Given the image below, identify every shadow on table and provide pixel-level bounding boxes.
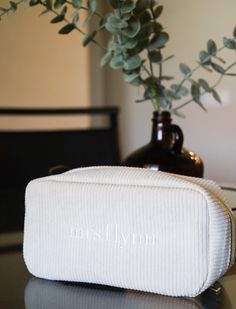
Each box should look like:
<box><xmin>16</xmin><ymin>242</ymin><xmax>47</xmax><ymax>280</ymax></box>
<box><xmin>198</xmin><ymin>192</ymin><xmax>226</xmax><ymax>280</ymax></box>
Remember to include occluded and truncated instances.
<box><xmin>25</xmin><ymin>278</ymin><xmax>232</xmax><ymax>309</ymax></box>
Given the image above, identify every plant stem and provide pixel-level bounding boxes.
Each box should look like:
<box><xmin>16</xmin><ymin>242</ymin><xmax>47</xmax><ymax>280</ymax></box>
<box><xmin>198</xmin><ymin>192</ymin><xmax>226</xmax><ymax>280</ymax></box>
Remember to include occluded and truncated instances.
<box><xmin>142</xmin><ymin>64</ymin><xmax>152</xmax><ymax>76</ymax></box>
<box><xmin>173</xmin><ymin>61</ymin><xmax>236</xmax><ymax>111</ymax></box>
<box><xmin>151</xmin><ymin>97</ymin><xmax>160</xmax><ymax>111</ymax></box>
<box><xmin>159</xmin><ymin>63</ymin><xmax>163</xmax><ymax>81</ymax></box>
<box><xmin>149</xmin><ymin>60</ymin><xmax>153</xmax><ymax>75</ymax></box>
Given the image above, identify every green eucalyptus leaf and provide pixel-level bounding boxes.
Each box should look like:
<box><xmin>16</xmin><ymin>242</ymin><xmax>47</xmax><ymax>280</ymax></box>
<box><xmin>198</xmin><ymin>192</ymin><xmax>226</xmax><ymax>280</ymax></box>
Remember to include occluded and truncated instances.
<box><xmin>50</xmin><ymin>14</ymin><xmax>64</xmax><ymax>23</ymax></box>
<box><xmin>153</xmin><ymin>22</ymin><xmax>163</xmax><ymax>33</ymax></box>
<box><xmin>144</xmin><ymin>87</ymin><xmax>156</xmax><ymax>100</ymax></box>
<box><xmin>120</xmin><ymin>0</ymin><xmax>136</xmax><ymax>14</ymax></box>
<box><xmin>191</xmin><ymin>83</ymin><xmax>201</xmax><ymax>102</ymax></box>
<box><xmin>83</xmin><ymin>0</ymin><xmax>96</xmax><ymax>27</ymax></box>
<box><xmin>61</xmin><ymin>5</ymin><xmax>67</xmax><ymax>15</ymax></box>
<box><xmin>211</xmin><ymin>62</ymin><xmax>225</xmax><ymax>74</ymax></box>
<box><xmin>139</xmin><ymin>10</ymin><xmax>152</xmax><ymax>24</ymax></box>
<box><xmin>72</xmin><ymin>0</ymin><xmax>82</xmax><ymax>9</ymax></box>
<box><xmin>223</xmin><ymin>37</ymin><xmax>236</xmax><ymax>49</ymax></box>
<box><xmin>83</xmin><ymin>30</ymin><xmax>97</xmax><ymax>46</ymax></box>
<box><xmin>108</xmin><ymin>40</ymin><xmax>120</xmax><ymax>52</ymax></box>
<box><xmin>135</xmin><ymin>0</ymin><xmax>151</xmax><ymax>12</ymax></box>
<box><xmin>100</xmin><ymin>52</ymin><xmax>112</xmax><ymax>67</ymax></box>
<box><xmin>29</xmin><ymin>0</ymin><xmax>40</xmax><ymax>6</ymax></box>
<box><xmin>207</xmin><ymin>40</ymin><xmax>217</xmax><ymax>56</ymax></box>
<box><xmin>58</xmin><ymin>23</ymin><xmax>75</xmax><ymax>34</ymax></box>
<box><xmin>199</xmin><ymin>50</ymin><xmax>211</xmax><ymax>65</ymax></box>
<box><xmin>108</xmin><ymin>0</ymin><xmax>120</xmax><ymax>9</ymax></box>
<box><xmin>124</xmin><ymin>55</ymin><xmax>142</xmax><ymax>70</ymax></box>
<box><xmin>105</xmin><ymin>15</ymin><xmax>128</xmax><ymax>34</ymax></box>
<box><xmin>120</xmin><ymin>13</ymin><xmax>131</xmax><ymax>21</ymax></box>
<box><xmin>45</xmin><ymin>0</ymin><xmax>52</xmax><ymax>10</ymax></box>
<box><xmin>144</xmin><ymin>76</ymin><xmax>159</xmax><ymax>86</ymax></box>
<box><xmin>99</xmin><ymin>15</ymin><xmax>107</xmax><ymax>27</ymax></box>
<box><xmin>123</xmin><ymin>37</ymin><xmax>138</xmax><ymax>49</ymax></box>
<box><xmin>148</xmin><ymin>51</ymin><xmax>162</xmax><ymax>63</ymax></box>
<box><xmin>88</xmin><ymin>0</ymin><xmax>96</xmax><ymax>13</ymax></box>
<box><xmin>54</xmin><ymin>0</ymin><xmax>66</xmax><ymax>9</ymax></box>
<box><xmin>133</xmin><ymin>39</ymin><xmax>149</xmax><ymax>54</ymax></box>
<box><xmin>121</xmin><ymin>16</ymin><xmax>141</xmax><ymax>38</ymax></box>
<box><xmin>196</xmin><ymin>100</ymin><xmax>207</xmax><ymax>112</ymax></box>
<box><xmin>164</xmin><ymin>89</ymin><xmax>181</xmax><ymax>101</ymax></box>
<box><xmin>129</xmin><ymin>77</ymin><xmax>141</xmax><ymax>86</ymax></box>
<box><xmin>234</xmin><ymin>26</ymin><xmax>236</xmax><ymax>39</ymax></box>
<box><xmin>153</xmin><ymin>5</ymin><xmax>163</xmax><ymax>19</ymax></box>
<box><xmin>148</xmin><ymin>32</ymin><xmax>169</xmax><ymax>50</ymax></box>
<box><xmin>9</xmin><ymin>1</ymin><xmax>17</xmax><ymax>11</ymax></box>
<box><xmin>124</xmin><ymin>72</ymin><xmax>140</xmax><ymax>83</ymax></box>
<box><xmin>71</xmin><ymin>11</ymin><xmax>79</xmax><ymax>25</ymax></box>
<box><xmin>211</xmin><ymin>88</ymin><xmax>222</xmax><ymax>103</ymax></box>
<box><xmin>138</xmin><ymin>22</ymin><xmax>154</xmax><ymax>40</ymax></box>
<box><xmin>107</xmin><ymin>15</ymin><xmax>128</xmax><ymax>29</ymax></box>
<box><xmin>171</xmin><ymin>84</ymin><xmax>188</xmax><ymax>96</ymax></box>
<box><xmin>179</xmin><ymin>63</ymin><xmax>191</xmax><ymax>77</ymax></box>
<box><xmin>110</xmin><ymin>42</ymin><xmax>124</xmax><ymax>55</ymax></box>
<box><xmin>123</xmin><ymin>67</ymin><xmax>141</xmax><ymax>75</ymax></box>
<box><xmin>138</xmin><ymin>22</ymin><xmax>155</xmax><ymax>40</ymax></box>
<box><xmin>105</xmin><ymin>21</ymin><xmax>120</xmax><ymax>34</ymax></box>
<box><xmin>110</xmin><ymin>55</ymin><xmax>124</xmax><ymax>69</ymax></box>
<box><xmin>198</xmin><ymin>79</ymin><xmax>211</xmax><ymax>92</ymax></box>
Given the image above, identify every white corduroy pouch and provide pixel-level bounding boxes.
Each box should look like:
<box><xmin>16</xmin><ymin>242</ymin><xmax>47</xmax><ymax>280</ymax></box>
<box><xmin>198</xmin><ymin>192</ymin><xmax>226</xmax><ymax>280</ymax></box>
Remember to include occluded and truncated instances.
<box><xmin>23</xmin><ymin>166</ymin><xmax>236</xmax><ymax>297</ymax></box>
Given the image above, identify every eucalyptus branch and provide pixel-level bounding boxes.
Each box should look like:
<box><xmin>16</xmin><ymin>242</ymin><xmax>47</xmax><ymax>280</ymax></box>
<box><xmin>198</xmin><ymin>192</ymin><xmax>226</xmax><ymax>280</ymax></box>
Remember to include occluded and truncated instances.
<box><xmin>39</xmin><ymin>0</ymin><xmax>107</xmax><ymax>50</ymax></box>
<box><xmin>173</xmin><ymin>61</ymin><xmax>236</xmax><ymax>111</ymax></box>
<box><xmin>175</xmin><ymin>45</ymin><xmax>227</xmax><ymax>95</ymax></box>
<box><xmin>1</xmin><ymin>0</ymin><xmax>235</xmax><ymax>115</ymax></box>
<box><xmin>0</xmin><ymin>0</ymin><xmax>23</xmax><ymax>19</ymax></box>
<box><xmin>42</xmin><ymin>2</ymin><xmax>85</xmax><ymax>34</ymax></box>
<box><xmin>65</xmin><ymin>1</ymin><xmax>102</xmax><ymax>18</ymax></box>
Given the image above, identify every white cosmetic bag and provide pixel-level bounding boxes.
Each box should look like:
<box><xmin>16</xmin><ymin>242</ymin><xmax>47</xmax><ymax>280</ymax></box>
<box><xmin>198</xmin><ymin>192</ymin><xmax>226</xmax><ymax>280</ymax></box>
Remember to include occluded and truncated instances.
<box><xmin>23</xmin><ymin>167</ymin><xmax>236</xmax><ymax>297</ymax></box>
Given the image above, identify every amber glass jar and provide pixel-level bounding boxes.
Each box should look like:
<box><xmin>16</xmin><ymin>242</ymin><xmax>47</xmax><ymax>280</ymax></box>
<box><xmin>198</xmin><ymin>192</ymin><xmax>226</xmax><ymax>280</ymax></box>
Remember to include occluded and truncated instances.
<box><xmin>122</xmin><ymin>111</ymin><xmax>204</xmax><ymax>178</ymax></box>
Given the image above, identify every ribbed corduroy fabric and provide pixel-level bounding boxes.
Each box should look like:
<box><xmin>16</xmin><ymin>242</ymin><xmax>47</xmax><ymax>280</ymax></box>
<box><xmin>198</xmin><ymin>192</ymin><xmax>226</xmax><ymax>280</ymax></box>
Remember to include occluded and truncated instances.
<box><xmin>23</xmin><ymin>167</ymin><xmax>235</xmax><ymax>297</ymax></box>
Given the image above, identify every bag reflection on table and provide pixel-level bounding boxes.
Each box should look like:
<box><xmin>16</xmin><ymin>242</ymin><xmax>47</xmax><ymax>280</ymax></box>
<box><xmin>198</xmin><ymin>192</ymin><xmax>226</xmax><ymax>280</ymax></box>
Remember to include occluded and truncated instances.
<box><xmin>24</xmin><ymin>278</ymin><xmax>231</xmax><ymax>309</ymax></box>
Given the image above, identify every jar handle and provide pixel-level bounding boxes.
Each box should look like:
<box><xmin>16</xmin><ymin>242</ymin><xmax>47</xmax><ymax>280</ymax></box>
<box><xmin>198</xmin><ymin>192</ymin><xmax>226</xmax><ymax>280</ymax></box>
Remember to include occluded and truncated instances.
<box><xmin>171</xmin><ymin>124</ymin><xmax>184</xmax><ymax>154</ymax></box>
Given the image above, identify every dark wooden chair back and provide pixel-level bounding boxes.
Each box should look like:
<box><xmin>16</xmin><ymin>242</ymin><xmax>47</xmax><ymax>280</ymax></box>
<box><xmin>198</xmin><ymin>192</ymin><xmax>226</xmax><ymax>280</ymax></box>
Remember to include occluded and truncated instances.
<box><xmin>0</xmin><ymin>107</ymin><xmax>120</xmax><ymax>232</ymax></box>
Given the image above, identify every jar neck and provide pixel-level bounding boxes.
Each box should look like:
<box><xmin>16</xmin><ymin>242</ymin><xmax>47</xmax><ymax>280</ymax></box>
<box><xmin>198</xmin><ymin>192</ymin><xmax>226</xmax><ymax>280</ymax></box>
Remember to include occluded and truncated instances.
<box><xmin>151</xmin><ymin>111</ymin><xmax>172</xmax><ymax>142</ymax></box>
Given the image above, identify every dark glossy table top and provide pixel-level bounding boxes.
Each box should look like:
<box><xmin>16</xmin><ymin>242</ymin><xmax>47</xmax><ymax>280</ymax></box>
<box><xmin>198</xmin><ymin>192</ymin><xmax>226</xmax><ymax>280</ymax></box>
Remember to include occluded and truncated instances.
<box><xmin>1</xmin><ymin>249</ymin><xmax>236</xmax><ymax>309</ymax></box>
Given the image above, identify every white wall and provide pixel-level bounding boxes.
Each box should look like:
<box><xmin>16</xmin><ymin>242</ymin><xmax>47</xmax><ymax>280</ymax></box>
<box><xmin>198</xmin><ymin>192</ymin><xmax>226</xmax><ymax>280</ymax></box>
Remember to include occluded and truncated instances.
<box><xmin>104</xmin><ymin>0</ymin><xmax>236</xmax><ymax>184</ymax></box>
<box><xmin>0</xmin><ymin>2</ymin><xmax>91</xmax><ymax>130</ymax></box>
